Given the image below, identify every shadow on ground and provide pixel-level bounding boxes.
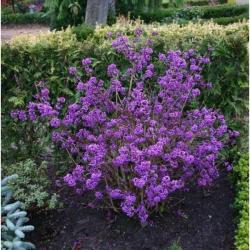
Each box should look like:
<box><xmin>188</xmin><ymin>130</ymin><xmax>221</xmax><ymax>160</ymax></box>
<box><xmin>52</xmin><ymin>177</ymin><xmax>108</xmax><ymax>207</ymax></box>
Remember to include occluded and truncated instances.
<box><xmin>28</xmin><ymin>171</ymin><xmax>235</xmax><ymax>250</ymax></box>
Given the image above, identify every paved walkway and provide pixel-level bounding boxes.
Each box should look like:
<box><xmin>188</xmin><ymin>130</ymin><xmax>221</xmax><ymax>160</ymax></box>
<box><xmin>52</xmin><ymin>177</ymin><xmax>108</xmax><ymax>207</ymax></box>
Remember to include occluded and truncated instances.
<box><xmin>1</xmin><ymin>24</ymin><xmax>50</xmax><ymax>43</ymax></box>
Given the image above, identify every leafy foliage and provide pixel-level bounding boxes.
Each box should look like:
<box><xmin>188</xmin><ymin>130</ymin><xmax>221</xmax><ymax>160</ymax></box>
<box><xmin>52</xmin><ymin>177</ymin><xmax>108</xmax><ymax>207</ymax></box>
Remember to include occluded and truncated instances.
<box><xmin>71</xmin><ymin>23</ymin><xmax>94</xmax><ymax>40</ymax></box>
<box><xmin>232</xmin><ymin>153</ymin><xmax>249</xmax><ymax>250</ymax></box>
<box><xmin>1</xmin><ymin>12</ymin><xmax>49</xmax><ymax>25</ymax></box>
<box><xmin>2</xmin><ymin>159</ymin><xmax>61</xmax><ymax>210</ymax></box>
<box><xmin>116</xmin><ymin>0</ymin><xmax>163</xmax><ymax>15</ymax></box>
<box><xmin>1</xmin><ymin>175</ymin><xmax>35</xmax><ymax>250</ymax></box>
<box><xmin>212</xmin><ymin>13</ymin><xmax>249</xmax><ymax>25</ymax></box>
<box><xmin>44</xmin><ymin>0</ymin><xmax>87</xmax><ymax>29</ymax></box>
<box><xmin>167</xmin><ymin>240</ymin><xmax>182</xmax><ymax>250</ymax></box>
<box><xmin>131</xmin><ymin>4</ymin><xmax>249</xmax><ymax>23</ymax></box>
<box><xmin>185</xmin><ymin>0</ymin><xmax>209</xmax><ymax>7</ymax></box>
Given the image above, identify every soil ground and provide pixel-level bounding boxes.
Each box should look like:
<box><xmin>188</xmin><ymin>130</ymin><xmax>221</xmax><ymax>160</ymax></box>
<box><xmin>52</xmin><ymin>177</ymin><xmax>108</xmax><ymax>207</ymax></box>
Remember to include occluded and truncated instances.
<box><xmin>28</xmin><ymin>171</ymin><xmax>235</xmax><ymax>250</ymax></box>
<box><xmin>1</xmin><ymin>24</ymin><xmax>49</xmax><ymax>43</ymax></box>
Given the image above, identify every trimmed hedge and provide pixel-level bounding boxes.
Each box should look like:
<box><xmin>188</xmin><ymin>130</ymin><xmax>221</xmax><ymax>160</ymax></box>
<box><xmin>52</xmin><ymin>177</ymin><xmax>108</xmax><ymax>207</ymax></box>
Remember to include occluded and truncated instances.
<box><xmin>1</xmin><ymin>12</ymin><xmax>49</xmax><ymax>25</ymax></box>
<box><xmin>232</xmin><ymin>153</ymin><xmax>249</xmax><ymax>250</ymax></box>
<box><xmin>212</xmin><ymin>13</ymin><xmax>249</xmax><ymax>25</ymax></box>
<box><xmin>202</xmin><ymin>4</ymin><xmax>249</xmax><ymax>18</ymax></box>
<box><xmin>132</xmin><ymin>4</ymin><xmax>249</xmax><ymax>23</ymax></box>
<box><xmin>185</xmin><ymin>0</ymin><xmax>209</xmax><ymax>6</ymax></box>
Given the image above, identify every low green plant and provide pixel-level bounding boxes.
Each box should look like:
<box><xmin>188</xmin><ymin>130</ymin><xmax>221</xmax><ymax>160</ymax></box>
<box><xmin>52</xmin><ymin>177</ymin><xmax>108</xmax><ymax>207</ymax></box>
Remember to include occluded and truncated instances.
<box><xmin>167</xmin><ymin>240</ymin><xmax>182</xmax><ymax>250</ymax></box>
<box><xmin>232</xmin><ymin>153</ymin><xmax>249</xmax><ymax>250</ymax></box>
<box><xmin>1</xmin><ymin>6</ymin><xmax>14</xmax><ymax>15</ymax></box>
<box><xmin>1</xmin><ymin>174</ymin><xmax>35</xmax><ymax>250</ymax></box>
<box><xmin>71</xmin><ymin>23</ymin><xmax>94</xmax><ymax>40</ymax></box>
<box><xmin>1</xmin><ymin>12</ymin><xmax>49</xmax><ymax>25</ymax></box>
<box><xmin>2</xmin><ymin>159</ymin><xmax>61</xmax><ymax>210</ymax></box>
<box><xmin>174</xmin><ymin>6</ymin><xmax>205</xmax><ymax>20</ymax></box>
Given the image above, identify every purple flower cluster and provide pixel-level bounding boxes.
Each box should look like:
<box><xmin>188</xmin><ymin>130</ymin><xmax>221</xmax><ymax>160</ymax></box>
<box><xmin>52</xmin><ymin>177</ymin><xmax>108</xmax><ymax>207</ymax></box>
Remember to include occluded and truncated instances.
<box><xmin>11</xmin><ymin>29</ymin><xmax>238</xmax><ymax>224</ymax></box>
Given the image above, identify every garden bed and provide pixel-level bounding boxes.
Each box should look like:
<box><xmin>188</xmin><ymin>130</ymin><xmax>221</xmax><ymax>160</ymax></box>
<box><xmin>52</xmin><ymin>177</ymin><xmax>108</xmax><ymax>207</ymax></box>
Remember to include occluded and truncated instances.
<box><xmin>28</xmin><ymin>170</ymin><xmax>234</xmax><ymax>250</ymax></box>
<box><xmin>2</xmin><ymin>21</ymin><xmax>248</xmax><ymax>250</ymax></box>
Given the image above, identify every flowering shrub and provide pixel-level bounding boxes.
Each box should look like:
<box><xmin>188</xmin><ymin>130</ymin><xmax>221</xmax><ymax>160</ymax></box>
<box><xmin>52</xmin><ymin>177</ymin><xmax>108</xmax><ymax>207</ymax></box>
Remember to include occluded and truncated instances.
<box><xmin>11</xmin><ymin>29</ymin><xmax>238</xmax><ymax>224</ymax></box>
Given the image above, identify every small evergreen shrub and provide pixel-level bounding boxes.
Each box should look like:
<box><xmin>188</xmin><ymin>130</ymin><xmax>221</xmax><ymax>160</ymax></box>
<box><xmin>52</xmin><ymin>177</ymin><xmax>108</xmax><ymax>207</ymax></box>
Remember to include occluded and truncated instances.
<box><xmin>2</xmin><ymin>159</ymin><xmax>61</xmax><ymax>210</ymax></box>
<box><xmin>12</xmin><ymin>30</ymin><xmax>238</xmax><ymax>224</ymax></box>
<box><xmin>1</xmin><ymin>175</ymin><xmax>35</xmax><ymax>250</ymax></box>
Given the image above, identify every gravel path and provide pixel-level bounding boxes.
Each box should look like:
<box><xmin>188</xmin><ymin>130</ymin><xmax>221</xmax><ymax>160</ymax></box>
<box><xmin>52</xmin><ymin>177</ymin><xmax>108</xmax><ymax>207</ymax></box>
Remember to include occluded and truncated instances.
<box><xmin>1</xmin><ymin>24</ymin><xmax>50</xmax><ymax>43</ymax></box>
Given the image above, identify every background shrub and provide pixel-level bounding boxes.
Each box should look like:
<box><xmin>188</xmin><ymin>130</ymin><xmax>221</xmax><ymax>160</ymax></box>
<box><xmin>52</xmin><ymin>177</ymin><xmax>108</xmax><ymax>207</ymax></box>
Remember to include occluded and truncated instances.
<box><xmin>44</xmin><ymin>0</ymin><xmax>87</xmax><ymax>30</ymax></box>
<box><xmin>185</xmin><ymin>0</ymin><xmax>209</xmax><ymax>6</ymax></box>
<box><xmin>201</xmin><ymin>4</ymin><xmax>249</xmax><ymax>19</ymax></box>
<box><xmin>131</xmin><ymin>4</ymin><xmax>249</xmax><ymax>23</ymax></box>
<box><xmin>212</xmin><ymin>13</ymin><xmax>249</xmax><ymax>25</ymax></box>
<box><xmin>1</xmin><ymin>12</ymin><xmax>49</xmax><ymax>25</ymax></box>
<box><xmin>232</xmin><ymin>153</ymin><xmax>249</xmax><ymax>250</ymax></box>
<box><xmin>71</xmin><ymin>23</ymin><xmax>94</xmax><ymax>41</ymax></box>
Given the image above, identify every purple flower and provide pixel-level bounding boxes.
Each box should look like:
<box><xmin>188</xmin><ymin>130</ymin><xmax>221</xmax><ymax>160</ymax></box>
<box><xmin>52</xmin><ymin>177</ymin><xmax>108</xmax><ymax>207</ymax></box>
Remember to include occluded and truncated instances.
<box><xmin>192</xmin><ymin>88</ymin><xmax>200</xmax><ymax>97</ymax></box>
<box><xmin>82</xmin><ymin>58</ymin><xmax>92</xmax><ymax>66</ymax></box>
<box><xmin>132</xmin><ymin>178</ymin><xmax>146</xmax><ymax>189</ymax></box>
<box><xmin>68</xmin><ymin>67</ymin><xmax>77</xmax><ymax>76</ymax></box>
<box><xmin>10</xmin><ymin>110</ymin><xmax>19</xmax><ymax>119</ymax></box>
<box><xmin>134</xmin><ymin>27</ymin><xmax>143</xmax><ymax>37</ymax></box>
<box><xmin>151</xmin><ymin>31</ymin><xmax>158</xmax><ymax>36</ymax></box>
<box><xmin>18</xmin><ymin>111</ymin><xmax>27</xmax><ymax>121</ymax></box>
<box><xmin>109</xmin><ymin>189</ymin><xmax>123</xmax><ymax>199</ymax></box>
<box><xmin>64</xmin><ymin>174</ymin><xmax>76</xmax><ymax>187</ymax></box>
<box><xmin>95</xmin><ymin>191</ymin><xmax>103</xmax><ymax>199</ymax></box>
<box><xmin>50</xmin><ymin>118</ymin><xmax>61</xmax><ymax>128</ymax></box>
<box><xmin>57</xmin><ymin>97</ymin><xmax>65</xmax><ymax>103</ymax></box>
<box><xmin>225</xmin><ymin>162</ymin><xmax>233</xmax><ymax>172</ymax></box>
<box><xmin>106</xmin><ymin>31</ymin><xmax>113</xmax><ymax>38</ymax></box>
<box><xmin>159</xmin><ymin>53</ymin><xmax>166</xmax><ymax>62</ymax></box>
<box><xmin>137</xmin><ymin>204</ymin><xmax>148</xmax><ymax>224</ymax></box>
<box><xmin>76</xmin><ymin>82</ymin><xmax>84</xmax><ymax>92</ymax></box>
<box><xmin>107</xmin><ymin>64</ymin><xmax>120</xmax><ymax>77</ymax></box>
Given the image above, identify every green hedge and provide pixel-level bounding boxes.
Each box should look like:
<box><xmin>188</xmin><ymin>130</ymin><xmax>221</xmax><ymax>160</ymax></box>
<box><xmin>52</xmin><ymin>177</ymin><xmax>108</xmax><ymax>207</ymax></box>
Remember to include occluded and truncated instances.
<box><xmin>232</xmin><ymin>153</ymin><xmax>249</xmax><ymax>250</ymax></box>
<box><xmin>212</xmin><ymin>13</ymin><xmax>249</xmax><ymax>25</ymax></box>
<box><xmin>1</xmin><ymin>22</ymin><xmax>248</xmax><ymax>164</ymax></box>
<box><xmin>132</xmin><ymin>4</ymin><xmax>249</xmax><ymax>23</ymax></box>
<box><xmin>185</xmin><ymin>0</ymin><xmax>209</xmax><ymax>6</ymax></box>
<box><xmin>202</xmin><ymin>4</ymin><xmax>249</xmax><ymax>18</ymax></box>
<box><xmin>1</xmin><ymin>12</ymin><xmax>49</xmax><ymax>25</ymax></box>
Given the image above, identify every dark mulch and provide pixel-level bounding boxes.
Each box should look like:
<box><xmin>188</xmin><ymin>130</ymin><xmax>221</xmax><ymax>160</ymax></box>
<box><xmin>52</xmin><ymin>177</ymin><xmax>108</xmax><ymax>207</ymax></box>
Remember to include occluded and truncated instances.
<box><xmin>28</xmin><ymin>171</ymin><xmax>235</xmax><ymax>250</ymax></box>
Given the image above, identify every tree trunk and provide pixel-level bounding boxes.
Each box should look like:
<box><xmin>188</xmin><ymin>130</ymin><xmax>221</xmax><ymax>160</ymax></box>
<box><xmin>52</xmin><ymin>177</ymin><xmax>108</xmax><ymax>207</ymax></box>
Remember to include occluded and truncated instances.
<box><xmin>109</xmin><ymin>0</ymin><xmax>116</xmax><ymax>16</ymax></box>
<box><xmin>11</xmin><ymin>0</ymin><xmax>16</xmax><ymax>13</ymax></box>
<box><xmin>85</xmin><ymin>0</ymin><xmax>110</xmax><ymax>26</ymax></box>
